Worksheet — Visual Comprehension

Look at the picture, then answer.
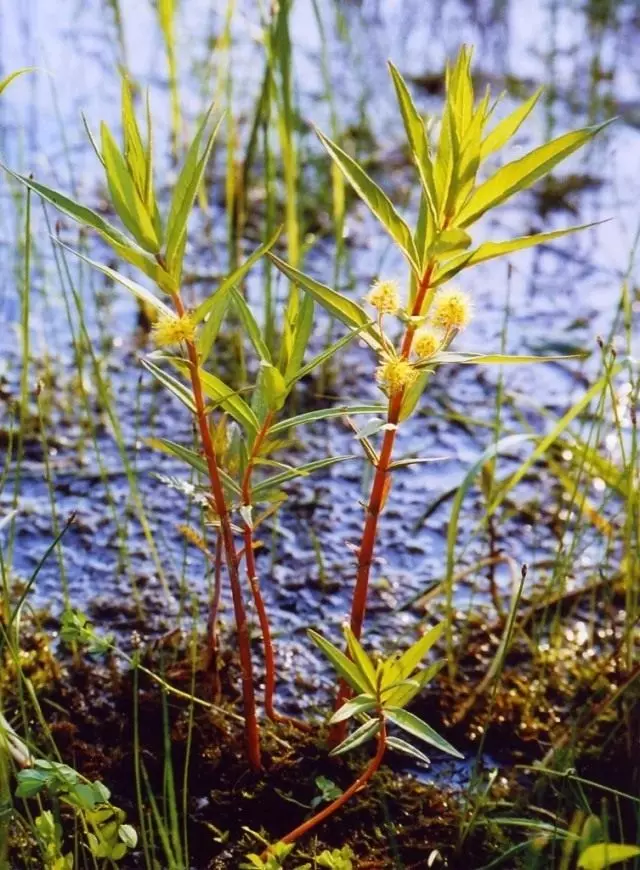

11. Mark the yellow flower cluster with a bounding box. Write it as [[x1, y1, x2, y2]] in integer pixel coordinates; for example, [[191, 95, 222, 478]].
[[431, 288, 473, 332], [366, 279, 401, 314], [152, 313, 196, 347], [375, 357, 417, 393], [413, 327, 442, 359]]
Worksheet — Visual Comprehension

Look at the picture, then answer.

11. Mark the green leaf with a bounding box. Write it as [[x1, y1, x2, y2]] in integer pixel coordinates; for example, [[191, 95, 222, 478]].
[[431, 351, 587, 366], [386, 736, 431, 765], [578, 844, 640, 870], [399, 370, 430, 422], [480, 87, 543, 159], [231, 287, 271, 363], [383, 661, 444, 709], [433, 223, 603, 285], [256, 363, 287, 414], [252, 455, 355, 499], [121, 78, 148, 203], [15, 770, 50, 799], [456, 121, 611, 227], [307, 629, 371, 695], [56, 242, 173, 316], [102, 237, 177, 294], [385, 707, 463, 759], [0, 67, 36, 96], [285, 324, 374, 388], [329, 718, 380, 757], [100, 122, 160, 252], [429, 228, 472, 257], [268, 253, 383, 351], [1, 166, 131, 250], [434, 92, 458, 218], [284, 292, 314, 384], [315, 128, 420, 273], [140, 358, 197, 413], [118, 824, 138, 849], [329, 694, 377, 725], [195, 228, 281, 359], [145, 437, 240, 496], [344, 628, 377, 693], [269, 404, 385, 436], [165, 108, 222, 277], [387, 61, 437, 220], [391, 623, 444, 682], [171, 360, 259, 439]]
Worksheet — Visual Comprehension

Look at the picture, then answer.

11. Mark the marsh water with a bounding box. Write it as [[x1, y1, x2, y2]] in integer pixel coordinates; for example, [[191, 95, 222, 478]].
[[1, 0, 638, 730]]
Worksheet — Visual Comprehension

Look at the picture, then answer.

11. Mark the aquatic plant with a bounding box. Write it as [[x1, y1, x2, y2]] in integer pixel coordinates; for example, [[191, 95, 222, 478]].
[[269, 45, 608, 743]]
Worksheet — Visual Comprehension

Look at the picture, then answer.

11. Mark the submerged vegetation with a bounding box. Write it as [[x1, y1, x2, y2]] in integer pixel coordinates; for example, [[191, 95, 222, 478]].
[[0, 2, 638, 868]]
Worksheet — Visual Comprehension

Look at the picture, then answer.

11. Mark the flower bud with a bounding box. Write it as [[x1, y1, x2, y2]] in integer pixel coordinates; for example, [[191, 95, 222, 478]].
[[414, 327, 442, 359], [152, 313, 196, 347], [431, 288, 472, 332], [375, 357, 417, 393], [366, 279, 401, 314]]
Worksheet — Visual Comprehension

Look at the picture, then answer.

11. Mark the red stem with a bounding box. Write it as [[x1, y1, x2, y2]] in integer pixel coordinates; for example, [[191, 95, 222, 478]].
[[241, 413, 310, 732], [331, 263, 436, 745], [173, 293, 262, 771], [206, 531, 223, 701], [265, 718, 387, 853]]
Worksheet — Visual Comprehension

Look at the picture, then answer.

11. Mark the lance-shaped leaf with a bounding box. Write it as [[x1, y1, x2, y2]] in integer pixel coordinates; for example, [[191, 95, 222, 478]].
[[386, 736, 430, 765], [121, 79, 148, 204], [231, 287, 271, 363], [195, 227, 281, 359], [57, 243, 173, 316], [330, 718, 380, 757], [145, 437, 241, 496], [480, 87, 543, 159], [1, 166, 132, 251], [387, 61, 437, 220], [329, 694, 377, 725], [105, 237, 177, 294], [308, 629, 371, 695], [432, 222, 602, 286], [430, 351, 587, 366], [284, 293, 314, 384], [269, 404, 386, 436], [165, 108, 223, 276], [141, 358, 196, 413], [170, 360, 259, 439], [101, 123, 160, 253], [456, 120, 612, 227], [578, 844, 640, 870], [345, 628, 377, 692], [252, 455, 355, 499], [0, 67, 36, 96], [383, 661, 445, 709], [269, 253, 383, 351], [315, 128, 420, 273], [385, 707, 463, 758], [286, 323, 375, 388], [390, 623, 444, 683]]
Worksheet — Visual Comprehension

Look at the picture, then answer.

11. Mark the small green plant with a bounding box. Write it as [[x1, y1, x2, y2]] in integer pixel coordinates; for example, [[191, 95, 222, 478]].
[[34, 811, 73, 870], [16, 760, 136, 863], [265, 623, 459, 850]]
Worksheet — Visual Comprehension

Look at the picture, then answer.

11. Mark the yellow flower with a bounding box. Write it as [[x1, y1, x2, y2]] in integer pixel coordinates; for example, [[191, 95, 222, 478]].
[[431, 288, 472, 332], [413, 327, 442, 359], [152, 313, 196, 347], [366, 279, 401, 314], [375, 357, 417, 393]]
